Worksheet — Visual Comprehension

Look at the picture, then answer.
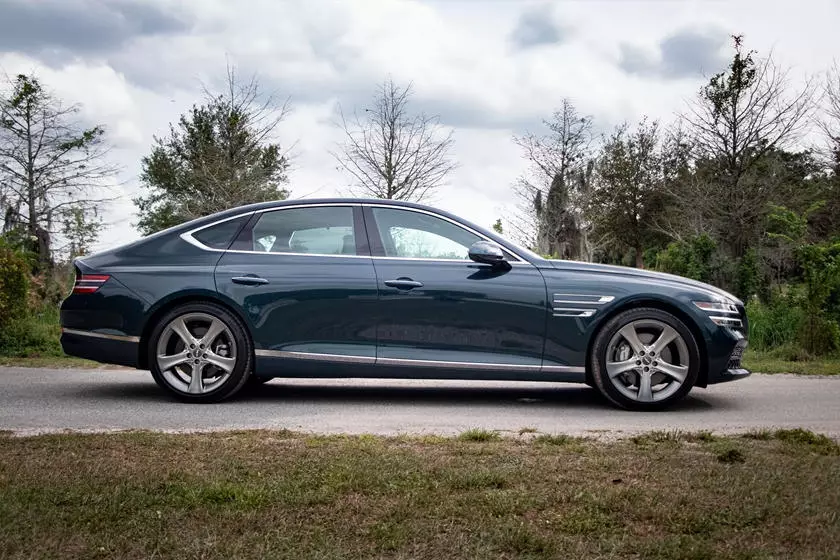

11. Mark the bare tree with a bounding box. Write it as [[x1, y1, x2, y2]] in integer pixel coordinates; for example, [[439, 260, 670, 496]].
[[819, 60, 840, 165], [512, 98, 594, 259], [332, 78, 456, 202], [0, 73, 117, 271], [678, 35, 815, 257]]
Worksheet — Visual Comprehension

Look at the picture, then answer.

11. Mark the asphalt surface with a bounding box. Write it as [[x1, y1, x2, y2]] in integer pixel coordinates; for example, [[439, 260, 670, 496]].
[[1, 367, 839, 437]]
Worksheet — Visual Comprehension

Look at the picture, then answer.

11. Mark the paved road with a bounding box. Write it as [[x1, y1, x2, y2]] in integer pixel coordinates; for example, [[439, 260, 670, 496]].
[[1, 367, 838, 437]]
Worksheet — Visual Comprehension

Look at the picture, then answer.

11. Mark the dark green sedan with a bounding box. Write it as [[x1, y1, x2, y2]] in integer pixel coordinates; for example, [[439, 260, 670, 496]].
[[60, 199, 749, 409]]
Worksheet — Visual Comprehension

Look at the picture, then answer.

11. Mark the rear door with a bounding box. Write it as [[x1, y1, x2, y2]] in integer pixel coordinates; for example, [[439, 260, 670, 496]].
[[214, 204, 379, 364]]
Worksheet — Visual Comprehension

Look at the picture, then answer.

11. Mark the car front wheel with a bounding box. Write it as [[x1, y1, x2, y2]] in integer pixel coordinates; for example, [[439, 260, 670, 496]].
[[590, 307, 700, 411], [148, 302, 253, 403]]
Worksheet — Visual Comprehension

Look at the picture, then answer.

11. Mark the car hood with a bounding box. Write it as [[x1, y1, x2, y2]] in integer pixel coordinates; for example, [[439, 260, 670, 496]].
[[546, 260, 742, 305]]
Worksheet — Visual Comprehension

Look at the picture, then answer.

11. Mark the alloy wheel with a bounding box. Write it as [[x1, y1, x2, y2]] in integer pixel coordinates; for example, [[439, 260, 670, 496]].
[[156, 312, 238, 395], [604, 319, 690, 403]]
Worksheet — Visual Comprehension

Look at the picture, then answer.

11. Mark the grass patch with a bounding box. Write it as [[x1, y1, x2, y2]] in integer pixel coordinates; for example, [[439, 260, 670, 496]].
[[741, 429, 840, 455], [716, 448, 746, 464], [773, 429, 840, 455], [457, 428, 500, 442], [0, 355, 101, 368], [631, 429, 685, 445], [532, 433, 588, 446], [0, 430, 837, 559], [743, 349, 840, 375]]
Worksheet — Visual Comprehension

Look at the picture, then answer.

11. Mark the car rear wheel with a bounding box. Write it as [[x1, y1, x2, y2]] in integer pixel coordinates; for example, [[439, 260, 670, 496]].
[[148, 302, 253, 403], [590, 307, 700, 411]]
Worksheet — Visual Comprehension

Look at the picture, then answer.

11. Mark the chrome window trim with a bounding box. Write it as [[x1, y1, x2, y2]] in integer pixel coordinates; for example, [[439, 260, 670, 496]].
[[363, 203, 527, 263], [255, 349, 585, 373], [180, 203, 359, 255], [62, 328, 140, 343], [179, 201, 531, 264]]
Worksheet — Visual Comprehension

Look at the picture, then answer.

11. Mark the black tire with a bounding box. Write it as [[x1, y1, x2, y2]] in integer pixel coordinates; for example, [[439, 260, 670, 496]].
[[590, 307, 700, 411], [148, 302, 253, 403]]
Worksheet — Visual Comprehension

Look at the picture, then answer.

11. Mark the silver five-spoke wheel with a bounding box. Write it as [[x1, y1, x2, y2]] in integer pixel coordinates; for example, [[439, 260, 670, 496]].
[[156, 312, 237, 395], [604, 319, 690, 403]]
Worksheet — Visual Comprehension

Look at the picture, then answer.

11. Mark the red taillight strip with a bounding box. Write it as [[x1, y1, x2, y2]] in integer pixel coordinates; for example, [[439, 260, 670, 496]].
[[73, 274, 110, 294]]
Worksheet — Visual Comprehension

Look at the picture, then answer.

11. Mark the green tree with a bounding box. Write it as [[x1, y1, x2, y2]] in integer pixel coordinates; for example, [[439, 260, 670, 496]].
[[492, 218, 503, 234], [587, 119, 666, 268], [135, 66, 291, 235], [0, 74, 113, 271]]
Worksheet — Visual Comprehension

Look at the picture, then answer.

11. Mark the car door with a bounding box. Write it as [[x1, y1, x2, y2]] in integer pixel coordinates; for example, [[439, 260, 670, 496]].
[[214, 204, 379, 372], [364, 205, 548, 372]]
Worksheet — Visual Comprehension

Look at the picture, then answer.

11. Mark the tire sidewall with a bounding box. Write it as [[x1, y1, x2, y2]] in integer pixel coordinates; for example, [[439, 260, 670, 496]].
[[148, 302, 253, 403], [591, 307, 700, 411]]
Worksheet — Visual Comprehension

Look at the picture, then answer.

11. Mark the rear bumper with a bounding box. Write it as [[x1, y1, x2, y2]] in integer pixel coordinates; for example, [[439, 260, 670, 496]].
[[60, 329, 140, 368]]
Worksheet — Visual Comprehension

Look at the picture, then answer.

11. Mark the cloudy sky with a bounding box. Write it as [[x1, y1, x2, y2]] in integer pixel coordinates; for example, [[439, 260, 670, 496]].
[[1, 0, 838, 250]]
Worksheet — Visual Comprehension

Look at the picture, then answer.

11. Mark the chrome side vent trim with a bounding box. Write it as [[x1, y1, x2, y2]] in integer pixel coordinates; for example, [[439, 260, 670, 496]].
[[552, 308, 596, 318], [552, 294, 615, 305], [552, 294, 614, 318]]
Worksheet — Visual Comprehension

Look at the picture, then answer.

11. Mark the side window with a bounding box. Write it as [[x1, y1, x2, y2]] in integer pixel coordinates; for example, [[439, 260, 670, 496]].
[[192, 215, 250, 250], [246, 206, 357, 255], [371, 208, 481, 260]]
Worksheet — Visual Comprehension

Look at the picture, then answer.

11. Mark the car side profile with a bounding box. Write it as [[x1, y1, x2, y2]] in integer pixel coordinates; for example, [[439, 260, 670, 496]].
[[60, 198, 749, 410]]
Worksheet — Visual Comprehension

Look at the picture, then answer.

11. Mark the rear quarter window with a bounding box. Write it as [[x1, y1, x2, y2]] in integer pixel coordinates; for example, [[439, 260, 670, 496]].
[[192, 216, 250, 250]]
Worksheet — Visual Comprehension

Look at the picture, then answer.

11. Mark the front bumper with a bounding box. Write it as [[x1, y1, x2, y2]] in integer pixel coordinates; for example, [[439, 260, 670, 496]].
[[707, 337, 750, 385]]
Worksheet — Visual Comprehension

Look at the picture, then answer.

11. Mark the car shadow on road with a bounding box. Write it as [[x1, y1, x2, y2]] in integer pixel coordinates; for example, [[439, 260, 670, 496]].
[[244, 382, 718, 412], [81, 378, 720, 412]]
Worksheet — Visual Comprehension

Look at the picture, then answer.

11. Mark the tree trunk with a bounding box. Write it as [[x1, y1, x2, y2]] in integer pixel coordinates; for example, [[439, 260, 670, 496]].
[[635, 246, 644, 269]]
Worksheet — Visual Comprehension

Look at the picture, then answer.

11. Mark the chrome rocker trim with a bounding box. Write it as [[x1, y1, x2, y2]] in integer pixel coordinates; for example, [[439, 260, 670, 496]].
[[61, 328, 141, 343], [255, 349, 585, 373]]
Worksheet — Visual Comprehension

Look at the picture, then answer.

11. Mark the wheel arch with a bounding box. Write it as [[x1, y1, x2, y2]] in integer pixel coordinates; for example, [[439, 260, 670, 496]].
[[584, 296, 710, 388], [138, 292, 253, 370]]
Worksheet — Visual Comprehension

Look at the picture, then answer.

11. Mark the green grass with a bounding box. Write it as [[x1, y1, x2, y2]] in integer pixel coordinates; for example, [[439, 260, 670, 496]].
[[743, 349, 840, 375], [458, 428, 500, 442], [0, 355, 101, 368], [0, 430, 837, 559]]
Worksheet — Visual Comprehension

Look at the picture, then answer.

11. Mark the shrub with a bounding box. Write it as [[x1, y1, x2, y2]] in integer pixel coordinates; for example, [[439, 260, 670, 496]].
[[0, 304, 63, 357], [0, 242, 30, 330], [655, 234, 718, 284], [796, 241, 840, 355], [745, 299, 804, 351]]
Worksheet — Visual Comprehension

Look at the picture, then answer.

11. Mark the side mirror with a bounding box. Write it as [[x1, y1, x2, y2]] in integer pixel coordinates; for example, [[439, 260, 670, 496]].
[[468, 241, 509, 268]]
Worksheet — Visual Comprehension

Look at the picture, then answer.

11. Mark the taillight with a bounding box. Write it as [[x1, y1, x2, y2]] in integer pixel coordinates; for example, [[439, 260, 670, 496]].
[[73, 274, 110, 294]]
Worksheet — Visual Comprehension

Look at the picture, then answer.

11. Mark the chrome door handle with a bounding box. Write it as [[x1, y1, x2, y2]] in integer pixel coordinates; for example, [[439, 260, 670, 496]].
[[232, 276, 269, 286], [384, 279, 424, 290]]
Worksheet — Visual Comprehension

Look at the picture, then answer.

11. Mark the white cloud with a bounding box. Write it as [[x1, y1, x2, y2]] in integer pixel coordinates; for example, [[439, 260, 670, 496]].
[[1, 0, 838, 251]]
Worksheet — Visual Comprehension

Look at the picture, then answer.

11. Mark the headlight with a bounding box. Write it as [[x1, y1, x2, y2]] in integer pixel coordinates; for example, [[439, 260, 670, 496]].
[[693, 301, 743, 328]]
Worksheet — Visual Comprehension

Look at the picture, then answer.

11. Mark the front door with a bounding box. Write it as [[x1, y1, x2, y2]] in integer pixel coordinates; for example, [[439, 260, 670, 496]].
[[215, 205, 379, 371], [364, 206, 547, 370]]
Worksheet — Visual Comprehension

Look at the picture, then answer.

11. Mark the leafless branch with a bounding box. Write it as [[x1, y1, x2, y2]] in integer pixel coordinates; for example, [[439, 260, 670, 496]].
[[331, 78, 457, 202]]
